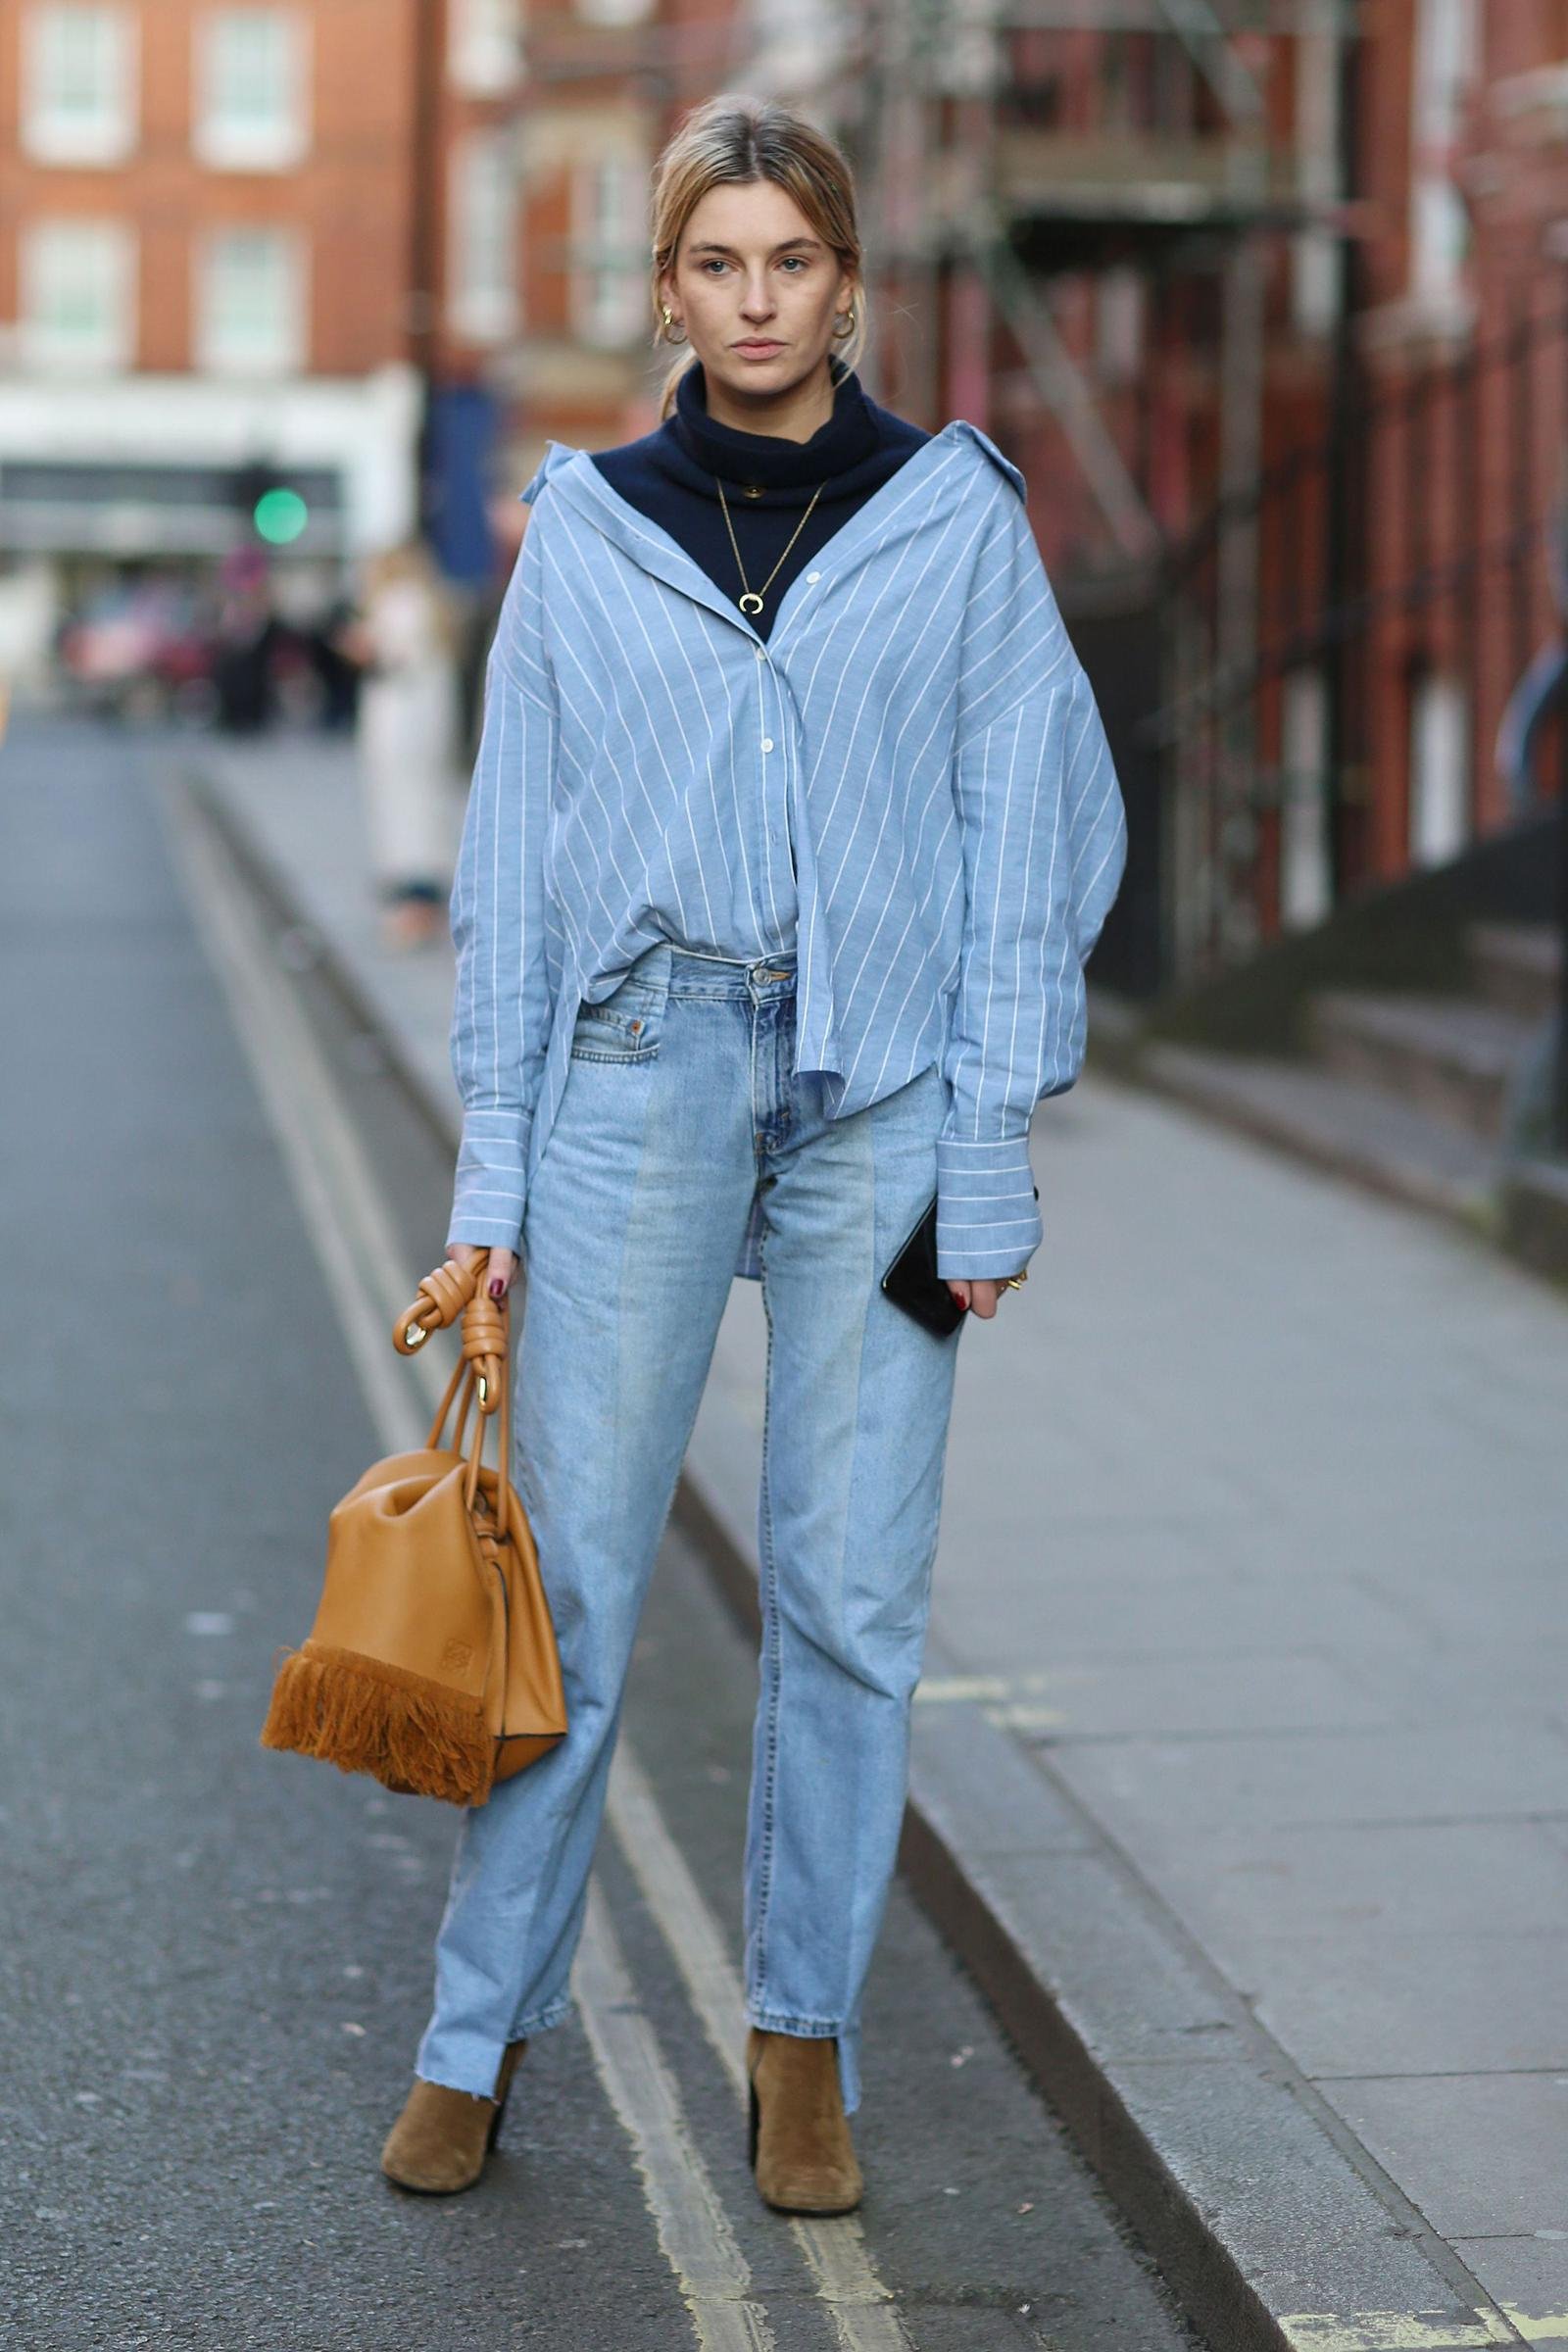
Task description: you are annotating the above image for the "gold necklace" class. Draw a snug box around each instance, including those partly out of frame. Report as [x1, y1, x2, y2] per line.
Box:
[714, 475, 825, 615]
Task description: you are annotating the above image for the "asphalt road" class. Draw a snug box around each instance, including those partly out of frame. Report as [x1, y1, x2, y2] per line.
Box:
[0, 712, 1202, 2352]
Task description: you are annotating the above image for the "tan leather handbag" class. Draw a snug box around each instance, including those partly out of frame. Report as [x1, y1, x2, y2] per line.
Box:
[261, 1255, 566, 1805]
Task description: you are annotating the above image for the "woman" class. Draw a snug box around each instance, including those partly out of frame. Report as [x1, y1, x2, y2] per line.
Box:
[380, 93, 1127, 2210]
[341, 539, 462, 952]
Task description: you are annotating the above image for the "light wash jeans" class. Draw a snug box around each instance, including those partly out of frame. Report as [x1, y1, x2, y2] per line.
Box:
[416, 940, 966, 2116]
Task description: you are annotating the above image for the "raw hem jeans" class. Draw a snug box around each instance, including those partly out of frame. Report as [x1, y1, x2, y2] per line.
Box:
[415, 939, 966, 2116]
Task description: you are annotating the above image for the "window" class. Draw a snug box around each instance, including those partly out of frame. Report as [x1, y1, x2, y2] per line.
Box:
[449, 0, 521, 93]
[1095, 268, 1145, 384]
[1279, 669, 1333, 929]
[1408, 672, 1469, 865]
[929, 0, 995, 99]
[449, 131, 517, 344]
[575, 0, 654, 24]
[23, 5, 136, 165]
[1292, 20, 1343, 340]
[195, 227, 307, 374]
[1409, 0, 1477, 307]
[194, 10, 310, 171]
[570, 157, 647, 350]
[20, 219, 135, 370]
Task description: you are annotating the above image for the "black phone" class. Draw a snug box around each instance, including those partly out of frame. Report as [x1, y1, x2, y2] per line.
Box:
[880, 1183, 1040, 1340]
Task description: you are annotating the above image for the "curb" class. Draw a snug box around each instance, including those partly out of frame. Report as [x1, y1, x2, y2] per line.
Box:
[184, 763, 1527, 2352]
[1089, 993, 1568, 1293]
[1135, 1044, 1505, 1260]
[1502, 1155, 1568, 1292]
[1088, 998, 1494, 1242]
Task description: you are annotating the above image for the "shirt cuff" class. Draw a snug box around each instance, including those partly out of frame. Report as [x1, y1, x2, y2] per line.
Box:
[934, 1137, 1042, 1280]
[445, 1107, 532, 1255]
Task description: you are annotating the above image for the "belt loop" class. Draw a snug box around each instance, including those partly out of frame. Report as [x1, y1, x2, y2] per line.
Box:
[648, 937, 673, 1004]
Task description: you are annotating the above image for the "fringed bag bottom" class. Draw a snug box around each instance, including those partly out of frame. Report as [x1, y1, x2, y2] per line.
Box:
[261, 1642, 495, 1807]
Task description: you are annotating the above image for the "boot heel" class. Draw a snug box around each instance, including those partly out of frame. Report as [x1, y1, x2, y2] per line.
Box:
[486, 2038, 525, 2152]
[747, 2080, 760, 2172]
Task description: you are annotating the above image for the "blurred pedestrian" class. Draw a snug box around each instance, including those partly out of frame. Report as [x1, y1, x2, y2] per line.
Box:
[341, 540, 462, 953]
[307, 578, 362, 733]
[211, 547, 279, 735]
[378, 93, 1127, 2212]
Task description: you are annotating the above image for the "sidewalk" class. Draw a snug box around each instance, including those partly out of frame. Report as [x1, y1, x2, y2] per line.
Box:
[190, 734, 1568, 2352]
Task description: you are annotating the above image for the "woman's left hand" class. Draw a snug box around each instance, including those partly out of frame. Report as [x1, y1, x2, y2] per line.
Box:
[447, 1243, 518, 1301]
[945, 1276, 1024, 1321]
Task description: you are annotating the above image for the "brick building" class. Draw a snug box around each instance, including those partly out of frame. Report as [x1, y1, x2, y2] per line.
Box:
[466, 0, 747, 492]
[0, 0, 768, 685]
[1267, 0, 1568, 911]
[846, 4, 1566, 992]
[1219, 0, 1568, 961]
[842, 6, 1354, 991]
[0, 0, 431, 654]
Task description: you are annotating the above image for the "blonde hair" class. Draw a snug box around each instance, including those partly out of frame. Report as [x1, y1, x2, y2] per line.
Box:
[360, 537, 459, 659]
[649, 92, 865, 419]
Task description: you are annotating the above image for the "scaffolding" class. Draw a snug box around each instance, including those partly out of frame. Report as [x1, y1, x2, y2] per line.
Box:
[841, 2, 1358, 986]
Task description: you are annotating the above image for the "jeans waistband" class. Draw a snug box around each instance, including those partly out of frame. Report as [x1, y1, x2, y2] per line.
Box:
[641, 940, 798, 999]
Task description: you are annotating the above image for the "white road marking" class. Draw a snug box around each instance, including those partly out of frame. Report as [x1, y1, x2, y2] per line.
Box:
[607, 1747, 914, 2352]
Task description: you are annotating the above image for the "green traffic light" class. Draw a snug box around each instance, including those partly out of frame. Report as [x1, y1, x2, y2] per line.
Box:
[254, 487, 309, 545]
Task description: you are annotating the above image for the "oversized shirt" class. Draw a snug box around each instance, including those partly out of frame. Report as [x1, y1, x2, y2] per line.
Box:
[446, 417, 1128, 1282]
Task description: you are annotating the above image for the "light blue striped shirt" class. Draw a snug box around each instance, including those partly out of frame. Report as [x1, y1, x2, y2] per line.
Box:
[447, 417, 1126, 1280]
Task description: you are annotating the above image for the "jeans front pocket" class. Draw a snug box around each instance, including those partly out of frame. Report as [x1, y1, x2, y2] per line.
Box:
[568, 974, 664, 1063]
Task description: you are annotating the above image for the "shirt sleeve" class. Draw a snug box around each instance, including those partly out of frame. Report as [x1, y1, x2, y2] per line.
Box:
[935, 488, 1128, 1282]
[445, 523, 559, 1256]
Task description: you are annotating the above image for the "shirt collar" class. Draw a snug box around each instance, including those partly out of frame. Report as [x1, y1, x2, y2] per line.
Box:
[527, 421, 1015, 647]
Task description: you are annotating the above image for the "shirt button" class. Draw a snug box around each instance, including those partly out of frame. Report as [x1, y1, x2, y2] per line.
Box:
[806, 570, 820, 582]
[760, 737, 774, 753]
[754, 643, 765, 659]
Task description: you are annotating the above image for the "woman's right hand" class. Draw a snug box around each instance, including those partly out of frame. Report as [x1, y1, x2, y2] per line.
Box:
[447, 1243, 517, 1302]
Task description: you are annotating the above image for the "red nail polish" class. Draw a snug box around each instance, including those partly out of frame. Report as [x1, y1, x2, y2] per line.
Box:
[488, 1278, 505, 1299]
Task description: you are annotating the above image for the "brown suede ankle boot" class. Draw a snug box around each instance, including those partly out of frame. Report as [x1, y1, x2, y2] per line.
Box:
[746, 2028, 864, 2215]
[379, 2039, 527, 2194]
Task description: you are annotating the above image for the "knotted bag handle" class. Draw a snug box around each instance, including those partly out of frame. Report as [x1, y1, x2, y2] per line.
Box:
[392, 1254, 516, 1549]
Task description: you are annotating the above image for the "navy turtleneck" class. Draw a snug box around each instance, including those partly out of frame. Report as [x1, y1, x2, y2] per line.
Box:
[590, 358, 929, 640]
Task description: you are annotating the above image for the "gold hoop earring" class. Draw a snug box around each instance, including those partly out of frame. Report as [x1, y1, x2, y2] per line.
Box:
[660, 304, 688, 345]
[832, 302, 858, 340]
